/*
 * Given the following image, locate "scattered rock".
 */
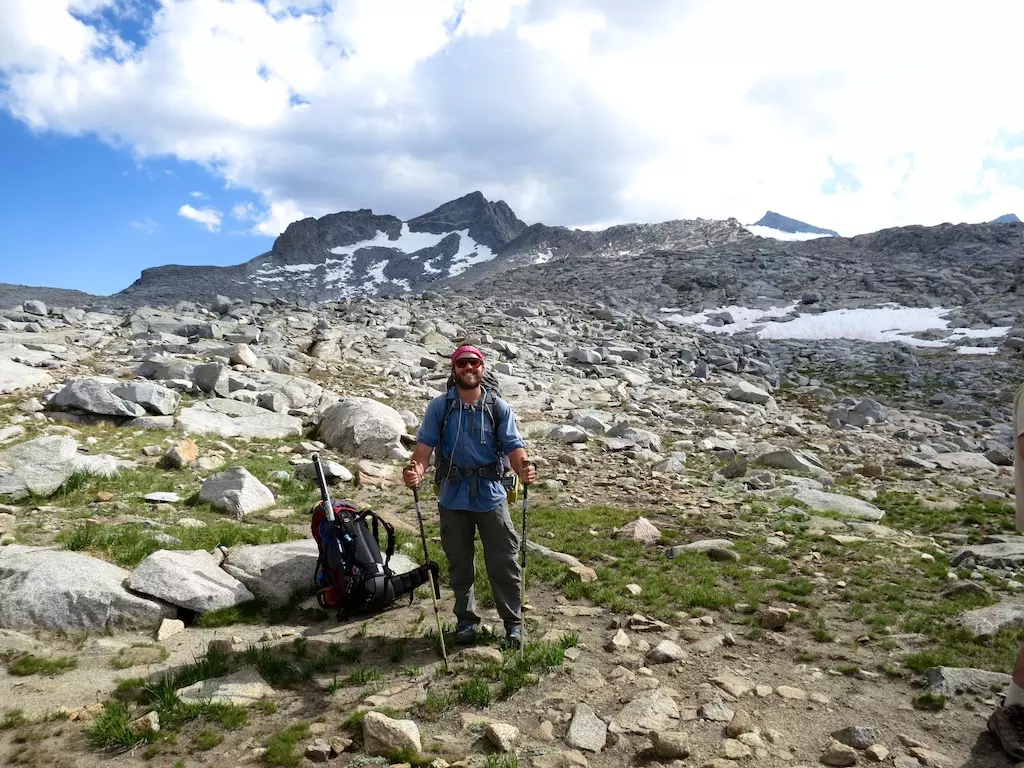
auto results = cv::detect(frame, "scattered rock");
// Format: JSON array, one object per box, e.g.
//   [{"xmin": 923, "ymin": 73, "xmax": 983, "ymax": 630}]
[
  {"xmin": 0, "ymin": 547, "xmax": 171, "ymax": 629},
  {"xmin": 162, "ymin": 438, "xmax": 198, "ymax": 469},
  {"xmin": 199, "ymin": 466, "xmax": 275, "ymax": 520},
  {"xmin": 156, "ymin": 618, "xmax": 185, "ymax": 641},
  {"xmin": 485, "ymin": 722, "xmax": 520, "ymax": 752},
  {"xmin": 832, "ymin": 726, "xmax": 881, "ymax": 750},
  {"xmin": 363, "ymin": 711, "xmax": 422, "ymax": 757},
  {"xmin": 177, "ymin": 668, "xmax": 275, "ymax": 706},
  {"xmin": 221, "ymin": 540, "xmax": 319, "ymax": 608},
  {"xmin": 924, "ymin": 665, "xmax": 1011, "ymax": 696},
  {"xmin": 650, "ymin": 730, "xmax": 690, "ymax": 760},
  {"xmin": 614, "ymin": 690, "xmax": 680, "ymax": 733},
  {"xmin": 129, "ymin": 549, "xmax": 255, "ymax": 613},
  {"xmin": 566, "ymin": 704, "xmax": 606, "ymax": 752},
  {"xmin": 318, "ymin": 397, "xmax": 410, "ymax": 460},
  {"xmin": 821, "ymin": 739, "xmax": 858, "ymax": 766}
]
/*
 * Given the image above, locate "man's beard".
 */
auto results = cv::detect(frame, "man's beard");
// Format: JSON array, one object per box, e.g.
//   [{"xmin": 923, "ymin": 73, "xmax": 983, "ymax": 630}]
[{"xmin": 455, "ymin": 371, "xmax": 481, "ymax": 390}]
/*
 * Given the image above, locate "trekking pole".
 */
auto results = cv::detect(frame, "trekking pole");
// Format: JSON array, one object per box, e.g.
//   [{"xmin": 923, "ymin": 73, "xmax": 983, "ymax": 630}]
[
  {"xmin": 413, "ymin": 486, "xmax": 449, "ymax": 671},
  {"xmin": 519, "ymin": 463, "xmax": 533, "ymax": 661},
  {"xmin": 311, "ymin": 453, "xmax": 335, "ymax": 522}
]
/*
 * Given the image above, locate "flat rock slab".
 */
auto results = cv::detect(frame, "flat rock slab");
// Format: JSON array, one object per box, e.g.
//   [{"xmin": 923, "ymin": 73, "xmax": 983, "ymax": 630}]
[
  {"xmin": 178, "ymin": 399, "xmax": 301, "ymax": 439},
  {"xmin": 614, "ymin": 690, "xmax": 680, "ymax": 733},
  {"xmin": 0, "ymin": 435, "xmax": 80, "ymax": 499},
  {"xmin": 52, "ymin": 378, "xmax": 145, "ymax": 418},
  {"xmin": 960, "ymin": 600, "xmax": 1024, "ymax": 638},
  {"xmin": 0, "ymin": 358, "xmax": 52, "ymax": 394},
  {"xmin": 221, "ymin": 539, "xmax": 319, "ymax": 608},
  {"xmin": 925, "ymin": 666, "xmax": 1011, "ymax": 696},
  {"xmin": 0, "ymin": 547, "xmax": 171, "ymax": 629},
  {"xmin": 932, "ymin": 452, "xmax": 999, "ymax": 473},
  {"xmin": 177, "ymin": 668, "xmax": 276, "ymax": 706},
  {"xmin": 951, "ymin": 542, "xmax": 1024, "ymax": 569},
  {"xmin": 129, "ymin": 549, "xmax": 255, "ymax": 613},
  {"xmin": 791, "ymin": 488, "xmax": 884, "ymax": 521}
]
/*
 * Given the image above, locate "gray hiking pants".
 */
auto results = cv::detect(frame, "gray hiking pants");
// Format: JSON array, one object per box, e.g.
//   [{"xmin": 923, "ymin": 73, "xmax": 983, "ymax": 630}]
[{"xmin": 438, "ymin": 499, "xmax": 521, "ymax": 630}]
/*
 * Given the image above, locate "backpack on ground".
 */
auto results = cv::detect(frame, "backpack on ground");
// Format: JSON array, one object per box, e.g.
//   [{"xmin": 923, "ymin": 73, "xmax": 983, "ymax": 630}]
[
  {"xmin": 435, "ymin": 370, "xmax": 522, "ymax": 503},
  {"xmin": 308, "ymin": 455, "xmax": 439, "ymax": 621},
  {"xmin": 310, "ymin": 499, "xmax": 440, "ymax": 620}
]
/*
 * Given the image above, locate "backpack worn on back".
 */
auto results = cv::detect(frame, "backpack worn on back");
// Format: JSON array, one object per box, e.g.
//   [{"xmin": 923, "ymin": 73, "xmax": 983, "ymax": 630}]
[
  {"xmin": 435, "ymin": 370, "xmax": 521, "ymax": 502},
  {"xmin": 310, "ymin": 499, "xmax": 440, "ymax": 620}
]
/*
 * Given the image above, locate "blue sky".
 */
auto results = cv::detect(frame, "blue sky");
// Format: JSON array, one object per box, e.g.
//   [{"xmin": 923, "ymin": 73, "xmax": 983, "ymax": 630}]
[
  {"xmin": 0, "ymin": 113, "xmax": 274, "ymax": 295},
  {"xmin": 2, "ymin": 0, "xmax": 1023, "ymax": 297}
]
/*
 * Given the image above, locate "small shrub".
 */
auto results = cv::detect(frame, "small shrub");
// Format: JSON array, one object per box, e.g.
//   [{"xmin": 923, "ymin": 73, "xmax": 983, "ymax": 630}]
[
  {"xmin": 194, "ymin": 728, "xmax": 224, "ymax": 750},
  {"xmin": 913, "ymin": 692, "xmax": 947, "ymax": 711},
  {"xmin": 8, "ymin": 654, "xmax": 78, "ymax": 676}
]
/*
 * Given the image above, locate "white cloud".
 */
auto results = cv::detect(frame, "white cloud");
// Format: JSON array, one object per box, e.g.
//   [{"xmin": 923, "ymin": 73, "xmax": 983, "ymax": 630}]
[
  {"xmin": 178, "ymin": 204, "xmax": 222, "ymax": 232},
  {"xmin": 129, "ymin": 216, "xmax": 158, "ymax": 234},
  {"xmin": 232, "ymin": 202, "xmax": 258, "ymax": 220},
  {"xmin": 2, "ymin": 0, "xmax": 1024, "ymax": 239},
  {"xmin": 251, "ymin": 200, "xmax": 308, "ymax": 236},
  {"xmin": 190, "ymin": 190, "xmax": 206, "ymax": 199}
]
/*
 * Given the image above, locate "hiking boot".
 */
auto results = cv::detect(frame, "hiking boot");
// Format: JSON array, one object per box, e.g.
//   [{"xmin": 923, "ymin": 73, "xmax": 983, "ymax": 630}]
[
  {"xmin": 506, "ymin": 625, "xmax": 522, "ymax": 649},
  {"xmin": 989, "ymin": 703, "xmax": 1024, "ymax": 760},
  {"xmin": 455, "ymin": 623, "xmax": 477, "ymax": 645}
]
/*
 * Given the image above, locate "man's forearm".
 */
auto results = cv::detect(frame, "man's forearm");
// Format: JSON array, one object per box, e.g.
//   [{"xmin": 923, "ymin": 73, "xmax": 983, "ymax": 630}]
[
  {"xmin": 410, "ymin": 443, "xmax": 434, "ymax": 472},
  {"xmin": 508, "ymin": 447, "xmax": 530, "ymax": 474}
]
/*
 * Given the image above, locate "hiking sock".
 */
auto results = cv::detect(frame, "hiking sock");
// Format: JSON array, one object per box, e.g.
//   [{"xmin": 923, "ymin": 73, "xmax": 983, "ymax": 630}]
[{"xmin": 1006, "ymin": 680, "xmax": 1024, "ymax": 707}]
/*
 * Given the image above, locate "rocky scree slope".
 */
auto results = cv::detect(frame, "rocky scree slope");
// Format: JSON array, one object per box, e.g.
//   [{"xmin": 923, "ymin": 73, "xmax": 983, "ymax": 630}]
[
  {"xmin": 0, "ymin": 291, "xmax": 1023, "ymax": 766},
  {"xmin": 462, "ymin": 219, "xmax": 1024, "ymax": 321}
]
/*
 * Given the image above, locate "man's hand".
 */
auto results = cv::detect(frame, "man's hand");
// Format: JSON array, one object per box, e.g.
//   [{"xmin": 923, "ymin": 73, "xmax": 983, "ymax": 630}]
[
  {"xmin": 518, "ymin": 460, "xmax": 537, "ymax": 486},
  {"xmin": 403, "ymin": 461, "xmax": 424, "ymax": 489}
]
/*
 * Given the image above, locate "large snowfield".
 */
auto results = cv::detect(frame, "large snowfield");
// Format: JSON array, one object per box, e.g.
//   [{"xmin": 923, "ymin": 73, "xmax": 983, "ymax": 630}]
[
  {"xmin": 662, "ymin": 301, "xmax": 1009, "ymax": 354},
  {"xmin": 329, "ymin": 224, "xmax": 495, "ymax": 277},
  {"xmin": 743, "ymin": 225, "xmax": 833, "ymax": 241}
]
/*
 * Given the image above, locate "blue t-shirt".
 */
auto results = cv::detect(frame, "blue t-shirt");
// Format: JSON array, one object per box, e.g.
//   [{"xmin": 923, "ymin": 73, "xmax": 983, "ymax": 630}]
[{"xmin": 416, "ymin": 388, "xmax": 526, "ymax": 512}]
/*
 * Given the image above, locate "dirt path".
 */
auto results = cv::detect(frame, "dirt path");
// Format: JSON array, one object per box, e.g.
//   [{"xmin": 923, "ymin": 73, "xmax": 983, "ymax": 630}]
[{"xmin": 0, "ymin": 577, "xmax": 1012, "ymax": 768}]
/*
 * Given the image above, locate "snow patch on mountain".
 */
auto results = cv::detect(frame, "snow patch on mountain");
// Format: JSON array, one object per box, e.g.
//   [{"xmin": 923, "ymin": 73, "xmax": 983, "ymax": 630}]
[
  {"xmin": 327, "ymin": 223, "xmax": 494, "ymax": 277},
  {"xmin": 744, "ymin": 225, "xmax": 831, "ymax": 242},
  {"xmin": 329, "ymin": 224, "xmax": 442, "ymax": 257},
  {"xmin": 662, "ymin": 301, "xmax": 1012, "ymax": 349}
]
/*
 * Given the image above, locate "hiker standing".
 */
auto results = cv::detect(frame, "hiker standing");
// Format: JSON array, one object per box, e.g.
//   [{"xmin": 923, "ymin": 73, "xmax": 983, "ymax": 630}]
[
  {"xmin": 987, "ymin": 381, "xmax": 1024, "ymax": 758},
  {"xmin": 403, "ymin": 345, "xmax": 537, "ymax": 647}
]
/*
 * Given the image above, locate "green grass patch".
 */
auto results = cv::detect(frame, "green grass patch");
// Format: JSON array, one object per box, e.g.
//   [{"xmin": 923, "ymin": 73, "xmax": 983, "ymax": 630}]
[
  {"xmin": 264, "ymin": 723, "xmax": 311, "ymax": 768},
  {"xmin": 456, "ymin": 676, "xmax": 493, "ymax": 708},
  {"xmin": 7, "ymin": 654, "xmax": 78, "ymax": 676},
  {"xmin": 913, "ymin": 692, "xmax": 947, "ymax": 711},
  {"xmin": 874, "ymin": 492, "xmax": 1014, "ymax": 540},
  {"xmin": 193, "ymin": 727, "xmax": 224, "ymax": 751},
  {"xmin": 59, "ymin": 520, "xmax": 298, "ymax": 568},
  {"xmin": 85, "ymin": 701, "xmax": 157, "ymax": 751},
  {"xmin": 499, "ymin": 504, "xmax": 772, "ymax": 619},
  {"xmin": 111, "ymin": 643, "xmax": 169, "ymax": 670},
  {"xmin": 0, "ymin": 710, "xmax": 28, "ymax": 731}
]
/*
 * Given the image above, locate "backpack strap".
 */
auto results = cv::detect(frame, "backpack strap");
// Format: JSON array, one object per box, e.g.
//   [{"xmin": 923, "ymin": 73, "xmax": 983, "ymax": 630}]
[{"xmin": 361, "ymin": 509, "xmax": 396, "ymax": 573}]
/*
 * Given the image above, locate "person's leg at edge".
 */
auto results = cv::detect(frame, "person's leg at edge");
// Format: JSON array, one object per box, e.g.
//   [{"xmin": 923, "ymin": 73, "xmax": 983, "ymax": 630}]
[
  {"xmin": 438, "ymin": 505, "xmax": 480, "ymax": 638},
  {"xmin": 1007, "ymin": 642, "xmax": 1024, "ymax": 706},
  {"xmin": 476, "ymin": 498, "xmax": 522, "ymax": 638},
  {"xmin": 989, "ymin": 643, "xmax": 1024, "ymax": 759}
]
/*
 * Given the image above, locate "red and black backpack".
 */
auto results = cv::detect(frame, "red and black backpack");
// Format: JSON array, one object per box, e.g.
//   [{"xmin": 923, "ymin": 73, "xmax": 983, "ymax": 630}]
[{"xmin": 310, "ymin": 499, "xmax": 438, "ymax": 620}]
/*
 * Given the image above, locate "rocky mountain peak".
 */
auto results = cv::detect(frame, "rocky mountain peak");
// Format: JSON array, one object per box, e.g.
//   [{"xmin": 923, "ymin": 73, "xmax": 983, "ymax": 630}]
[
  {"xmin": 752, "ymin": 211, "xmax": 839, "ymax": 237},
  {"xmin": 406, "ymin": 190, "xmax": 527, "ymax": 252},
  {"xmin": 269, "ymin": 209, "xmax": 402, "ymax": 263},
  {"xmin": 992, "ymin": 213, "xmax": 1021, "ymax": 224}
]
